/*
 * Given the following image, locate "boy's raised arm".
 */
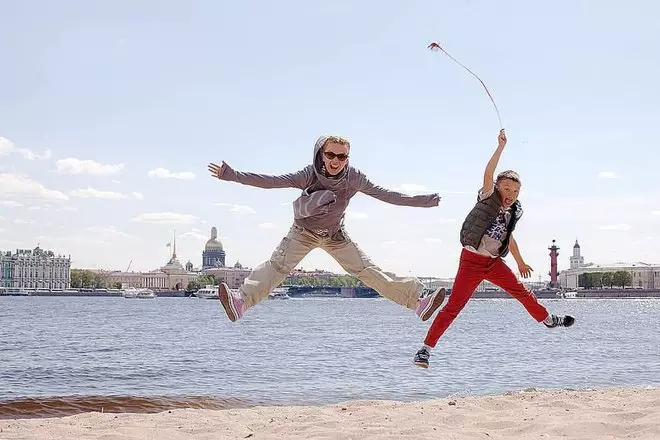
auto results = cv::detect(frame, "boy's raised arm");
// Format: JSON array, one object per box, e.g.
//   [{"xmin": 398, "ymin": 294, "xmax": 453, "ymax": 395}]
[{"xmin": 482, "ymin": 129, "xmax": 507, "ymax": 194}]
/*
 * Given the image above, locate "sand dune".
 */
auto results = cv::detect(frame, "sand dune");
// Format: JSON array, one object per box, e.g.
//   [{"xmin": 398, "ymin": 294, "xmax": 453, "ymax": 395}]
[{"xmin": 2, "ymin": 388, "xmax": 658, "ymax": 439}]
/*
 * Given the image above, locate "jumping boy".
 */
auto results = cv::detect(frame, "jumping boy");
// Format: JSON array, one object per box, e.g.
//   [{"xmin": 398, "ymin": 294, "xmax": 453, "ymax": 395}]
[{"xmin": 413, "ymin": 129, "xmax": 575, "ymax": 368}]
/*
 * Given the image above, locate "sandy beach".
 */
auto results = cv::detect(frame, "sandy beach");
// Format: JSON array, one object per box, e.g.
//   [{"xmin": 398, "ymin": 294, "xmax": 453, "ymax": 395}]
[{"xmin": 1, "ymin": 387, "xmax": 658, "ymax": 439}]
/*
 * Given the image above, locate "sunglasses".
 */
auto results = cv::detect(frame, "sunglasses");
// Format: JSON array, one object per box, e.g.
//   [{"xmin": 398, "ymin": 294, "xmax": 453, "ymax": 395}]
[{"xmin": 323, "ymin": 151, "xmax": 349, "ymax": 161}]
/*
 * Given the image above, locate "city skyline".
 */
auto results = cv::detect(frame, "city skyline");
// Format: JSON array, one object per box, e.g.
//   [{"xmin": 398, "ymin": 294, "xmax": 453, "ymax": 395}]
[
  {"xmin": 1, "ymin": 1, "xmax": 659, "ymax": 278},
  {"xmin": 4, "ymin": 233, "xmax": 655, "ymax": 285}
]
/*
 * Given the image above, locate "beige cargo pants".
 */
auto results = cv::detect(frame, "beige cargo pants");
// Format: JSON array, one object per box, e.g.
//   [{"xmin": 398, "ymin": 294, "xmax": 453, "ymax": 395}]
[{"xmin": 239, "ymin": 224, "xmax": 423, "ymax": 310}]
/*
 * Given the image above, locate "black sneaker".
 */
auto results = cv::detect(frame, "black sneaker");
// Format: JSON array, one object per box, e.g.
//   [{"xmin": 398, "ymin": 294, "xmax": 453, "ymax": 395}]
[
  {"xmin": 544, "ymin": 314, "xmax": 575, "ymax": 328},
  {"xmin": 413, "ymin": 347, "xmax": 431, "ymax": 368}
]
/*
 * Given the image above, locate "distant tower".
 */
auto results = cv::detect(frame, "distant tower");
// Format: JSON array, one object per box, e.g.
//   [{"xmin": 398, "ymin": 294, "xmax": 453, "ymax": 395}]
[
  {"xmin": 569, "ymin": 239, "xmax": 584, "ymax": 269},
  {"xmin": 548, "ymin": 239, "xmax": 560, "ymax": 288},
  {"xmin": 202, "ymin": 226, "xmax": 226, "ymax": 269},
  {"xmin": 185, "ymin": 260, "xmax": 193, "ymax": 272}
]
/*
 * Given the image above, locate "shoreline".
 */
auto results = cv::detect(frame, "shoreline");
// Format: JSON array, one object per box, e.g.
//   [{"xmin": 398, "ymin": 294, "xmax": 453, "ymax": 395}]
[
  {"xmin": 3, "ymin": 290, "xmax": 660, "ymax": 299},
  {"xmin": 2, "ymin": 387, "xmax": 659, "ymax": 439}
]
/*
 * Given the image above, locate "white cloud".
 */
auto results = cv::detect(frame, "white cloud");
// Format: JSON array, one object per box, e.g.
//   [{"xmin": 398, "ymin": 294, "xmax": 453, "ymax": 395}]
[
  {"xmin": 179, "ymin": 231, "xmax": 208, "ymax": 241},
  {"xmin": 346, "ymin": 209, "xmax": 368, "ymax": 219},
  {"xmin": 82, "ymin": 226, "xmax": 139, "ymax": 240},
  {"xmin": 14, "ymin": 218, "xmax": 35, "ymax": 225},
  {"xmin": 132, "ymin": 192, "xmax": 145, "ymax": 200},
  {"xmin": 1, "ymin": 200, "xmax": 23, "ymax": 208},
  {"xmin": 59, "ymin": 206, "xmax": 79, "ymax": 212},
  {"xmin": 34, "ymin": 235, "xmax": 65, "ymax": 243},
  {"xmin": 132, "ymin": 212, "xmax": 199, "ymax": 225},
  {"xmin": 598, "ymin": 171, "xmax": 618, "ymax": 179},
  {"xmin": 0, "ymin": 173, "xmax": 68, "ymax": 201},
  {"xmin": 55, "ymin": 158, "xmax": 124, "ymax": 175},
  {"xmin": 437, "ymin": 218, "xmax": 457, "ymax": 224},
  {"xmin": 147, "ymin": 168, "xmax": 196, "ymax": 180},
  {"xmin": 70, "ymin": 187, "xmax": 127, "ymax": 199},
  {"xmin": 258, "ymin": 222, "xmax": 276, "ymax": 229},
  {"xmin": 215, "ymin": 203, "xmax": 256, "ymax": 215},
  {"xmin": 28, "ymin": 205, "xmax": 51, "ymax": 211},
  {"xmin": 652, "ymin": 211, "xmax": 660, "ymax": 216},
  {"xmin": 598, "ymin": 224, "xmax": 631, "ymax": 231},
  {"xmin": 35, "ymin": 227, "xmax": 140, "ymax": 249},
  {"xmin": 0, "ymin": 137, "xmax": 52, "ymax": 160}
]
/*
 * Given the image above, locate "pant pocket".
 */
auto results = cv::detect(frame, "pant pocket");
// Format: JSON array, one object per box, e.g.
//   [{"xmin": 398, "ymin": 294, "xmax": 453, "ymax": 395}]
[
  {"xmin": 292, "ymin": 223, "xmax": 305, "ymax": 234},
  {"xmin": 270, "ymin": 236, "xmax": 293, "ymax": 273}
]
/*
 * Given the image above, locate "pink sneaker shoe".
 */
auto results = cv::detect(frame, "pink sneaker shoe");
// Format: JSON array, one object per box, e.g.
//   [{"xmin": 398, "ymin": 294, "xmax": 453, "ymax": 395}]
[
  {"xmin": 416, "ymin": 287, "xmax": 446, "ymax": 321},
  {"xmin": 218, "ymin": 283, "xmax": 244, "ymax": 322}
]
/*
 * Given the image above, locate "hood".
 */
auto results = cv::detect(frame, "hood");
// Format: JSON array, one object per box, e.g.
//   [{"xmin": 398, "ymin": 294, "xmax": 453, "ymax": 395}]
[{"xmin": 312, "ymin": 135, "xmax": 350, "ymax": 190}]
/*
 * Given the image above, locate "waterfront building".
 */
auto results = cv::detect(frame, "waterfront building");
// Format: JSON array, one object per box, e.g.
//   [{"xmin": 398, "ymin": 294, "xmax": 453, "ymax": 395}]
[
  {"xmin": 203, "ymin": 262, "xmax": 251, "ymax": 289},
  {"xmin": 0, "ymin": 246, "xmax": 70, "ymax": 289},
  {"xmin": 99, "ymin": 234, "xmax": 197, "ymax": 290},
  {"xmin": 558, "ymin": 240, "xmax": 660, "ymax": 289}
]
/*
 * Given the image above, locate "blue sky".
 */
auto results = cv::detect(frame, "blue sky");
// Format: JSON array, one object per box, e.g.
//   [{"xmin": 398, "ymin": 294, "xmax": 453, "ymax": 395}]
[{"xmin": 1, "ymin": 0, "xmax": 659, "ymax": 279}]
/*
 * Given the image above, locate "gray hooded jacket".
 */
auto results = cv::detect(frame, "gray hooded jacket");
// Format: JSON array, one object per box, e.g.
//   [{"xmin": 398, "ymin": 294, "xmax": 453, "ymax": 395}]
[{"xmin": 216, "ymin": 136, "xmax": 440, "ymax": 236}]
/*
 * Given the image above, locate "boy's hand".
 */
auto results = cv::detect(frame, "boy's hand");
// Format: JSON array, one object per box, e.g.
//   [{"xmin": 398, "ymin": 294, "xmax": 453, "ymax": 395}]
[
  {"xmin": 498, "ymin": 129, "xmax": 507, "ymax": 149},
  {"xmin": 517, "ymin": 262, "xmax": 533, "ymax": 279}
]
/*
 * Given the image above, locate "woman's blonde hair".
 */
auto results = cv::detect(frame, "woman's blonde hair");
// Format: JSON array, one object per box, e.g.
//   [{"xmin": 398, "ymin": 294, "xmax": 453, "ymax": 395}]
[{"xmin": 322, "ymin": 136, "xmax": 350, "ymax": 150}]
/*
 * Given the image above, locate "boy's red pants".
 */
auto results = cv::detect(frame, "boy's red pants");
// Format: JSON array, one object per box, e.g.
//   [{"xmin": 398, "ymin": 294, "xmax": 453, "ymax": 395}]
[{"xmin": 424, "ymin": 248, "xmax": 549, "ymax": 347}]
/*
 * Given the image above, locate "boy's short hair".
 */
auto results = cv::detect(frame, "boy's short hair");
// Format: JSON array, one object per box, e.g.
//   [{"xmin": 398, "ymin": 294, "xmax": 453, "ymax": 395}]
[{"xmin": 496, "ymin": 170, "xmax": 521, "ymax": 184}]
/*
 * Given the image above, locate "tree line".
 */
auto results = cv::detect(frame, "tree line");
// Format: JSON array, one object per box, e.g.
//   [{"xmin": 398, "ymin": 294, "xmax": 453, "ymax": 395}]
[
  {"xmin": 67, "ymin": 269, "xmax": 639, "ymax": 291},
  {"xmin": 578, "ymin": 271, "xmax": 633, "ymax": 289},
  {"xmin": 186, "ymin": 274, "xmax": 363, "ymax": 291},
  {"xmin": 69, "ymin": 271, "xmax": 363, "ymax": 291},
  {"xmin": 186, "ymin": 275, "xmax": 218, "ymax": 291},
  {"xmin": 69, "ymin": 269, "xmax": 121, "ymax": 289}
]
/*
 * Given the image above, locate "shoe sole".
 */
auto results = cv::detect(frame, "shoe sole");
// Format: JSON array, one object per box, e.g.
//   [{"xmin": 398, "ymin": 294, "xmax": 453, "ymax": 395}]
[
  {"xmin": 218, "ymin": 283, "xmax": 238, "ymax": 322},
  {"xmin": 421, "ymin": 288, "xmax": 446, "ymax": 321}
]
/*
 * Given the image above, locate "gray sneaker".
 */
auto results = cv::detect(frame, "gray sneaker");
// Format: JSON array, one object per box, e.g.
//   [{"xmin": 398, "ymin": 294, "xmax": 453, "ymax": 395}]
[
  {"xmin": 413, "ymin": 347, "xmax": 431, "ymax": 368},
  {"xmin": 544, "ymin": 314, "xmax": 575, "ymax": 328}
]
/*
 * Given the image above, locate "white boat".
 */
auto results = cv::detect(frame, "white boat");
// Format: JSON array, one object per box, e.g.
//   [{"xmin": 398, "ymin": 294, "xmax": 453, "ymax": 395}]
[
  {"xmin": 122, "ymin": 287, "xmax": 139, "ymax": 298},
  {"xmin": 122, "ymin": 287, "xmax": 155, "ymax": 299},
  {"xmin": 268, "ymin": 287, "xmax": 290, "ymax": 300},
  {"xmin": 556, "ymin": 290, "xmax": 577, "ymax": 299},
  {"xmin": 195, "ymin": 285, "xmax": 219, "ymax": 299},
  {"xmin": 136, "ymin": 288, "xmax": 156, "ymax": 299}
]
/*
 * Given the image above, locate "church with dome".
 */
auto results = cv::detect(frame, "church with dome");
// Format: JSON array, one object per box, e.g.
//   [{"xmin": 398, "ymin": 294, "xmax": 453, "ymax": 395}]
[
  {"xmin": 202, "ymin": 226, "xmax": 226, "ymax": 269},
  {"xmin": 99, "ymin": 226, "xmax": 251, "ymax": 291}
]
